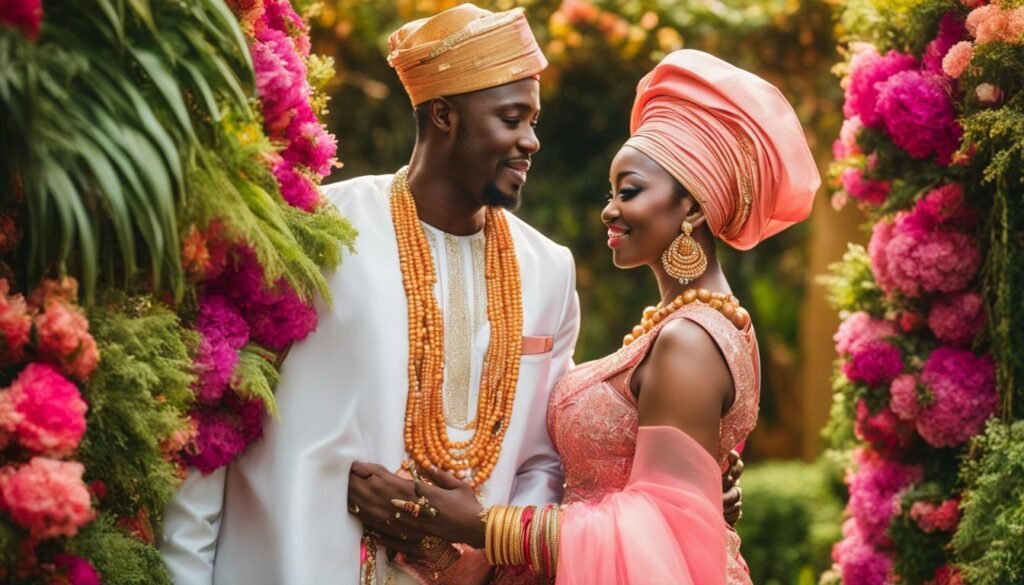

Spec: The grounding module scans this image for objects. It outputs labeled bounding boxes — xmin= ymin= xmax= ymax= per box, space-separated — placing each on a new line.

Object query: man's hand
xmin=722 ymin=450 xmax=744 ymax=526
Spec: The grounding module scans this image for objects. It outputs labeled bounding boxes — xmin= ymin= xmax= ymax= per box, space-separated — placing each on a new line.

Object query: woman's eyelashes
xmin=606 ymin=186 xmax=642 ymax=201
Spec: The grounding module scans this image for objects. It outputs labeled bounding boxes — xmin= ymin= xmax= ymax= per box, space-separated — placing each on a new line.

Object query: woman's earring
xmin=661 ymin=221 xmax=707 ymax=284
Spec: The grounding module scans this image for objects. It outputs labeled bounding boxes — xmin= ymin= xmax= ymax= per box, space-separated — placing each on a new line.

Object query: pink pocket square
xmin=521 ymin=336 xmax=554 ymax=355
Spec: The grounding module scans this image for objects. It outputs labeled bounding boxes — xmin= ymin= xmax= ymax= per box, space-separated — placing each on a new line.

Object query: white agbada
xmin=158 ymin=173 xmax=580 ymax=584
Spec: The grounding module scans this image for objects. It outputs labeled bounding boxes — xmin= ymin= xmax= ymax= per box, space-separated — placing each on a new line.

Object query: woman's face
xmin=602 ymin=146 xmax=687 ymax=269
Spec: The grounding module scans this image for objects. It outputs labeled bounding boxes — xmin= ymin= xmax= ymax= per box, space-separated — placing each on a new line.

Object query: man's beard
xmin=482 ymin=181 xmax=521 ymax=210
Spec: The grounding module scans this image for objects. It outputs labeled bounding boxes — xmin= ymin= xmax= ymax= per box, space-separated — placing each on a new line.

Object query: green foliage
xmin=181 ymin=118 xmax=356 ymax=304
xmin=889 ymin=484 xmax=956 ymax=583
xmin=953 ymin=420 xmax=1024 ymax=585
xmin=962 ymin=103 xmax=1024 ymax=419
xmin=78 ymin=296 xmax=197 ymax=520
xmin=233 ymin=344 xmax=282 ymax=417
xmin=737 ymin=458 xmax=845 ymax=585
xmin=0 ymin=0 xmax=254 ymax=302
xmin=821 ymin=244 xmax=884 ymax=316
xmin=837 ymin=0 xmax=960 ymax=53
xmin=67 ymin=514 xmax=172 ymax=585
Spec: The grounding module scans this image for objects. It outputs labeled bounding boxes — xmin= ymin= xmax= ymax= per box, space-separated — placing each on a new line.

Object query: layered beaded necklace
xmin=622 ymin=287 xmax=750 ymax=347
xmin=390 ymin=166 xmax=523 ymax=488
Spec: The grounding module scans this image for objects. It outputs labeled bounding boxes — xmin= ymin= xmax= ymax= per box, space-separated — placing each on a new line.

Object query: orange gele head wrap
xmin=387 ymin=4 xmax=548 ymax=107
xmin=624 ymin=50 xmax=820 ymax=250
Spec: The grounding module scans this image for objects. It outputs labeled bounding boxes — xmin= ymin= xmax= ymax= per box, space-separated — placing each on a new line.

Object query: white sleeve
xmin=158 ymin=466 xmax=227 ymax=585
xmin=510 ymin=248 xmax=580 ymax=506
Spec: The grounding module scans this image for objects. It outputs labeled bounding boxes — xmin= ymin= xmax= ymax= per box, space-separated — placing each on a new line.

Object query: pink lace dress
xmin=547 ymin=302 xmax=760 ymax=585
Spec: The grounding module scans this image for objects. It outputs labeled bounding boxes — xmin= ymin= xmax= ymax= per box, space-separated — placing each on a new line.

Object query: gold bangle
xmin=544 ymin=505 xmax=556 ymax=578
xmin=530 ymin=506 xmax=545 ymax=576
xmin=484 ymin=506 xmax=499 ymax=565
xmin=550 ymin=506 xmax=561 ymax=576
xmin=502 ymin=506 xmax=519 ymax=566
xmin=495 ymin=505 xmax=512 ymax=565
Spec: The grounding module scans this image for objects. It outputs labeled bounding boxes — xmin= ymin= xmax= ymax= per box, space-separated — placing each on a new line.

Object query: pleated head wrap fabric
xmin=624 ymin=50 xmax=820 ymax=251
xmin=387 ymin=4 xmax=548 ymax=107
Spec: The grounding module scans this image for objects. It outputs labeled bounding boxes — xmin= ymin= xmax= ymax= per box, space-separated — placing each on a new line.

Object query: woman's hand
xmin=348 ymin=463 xmax=487 ymax=551
xmin=722 ymin=450 xmax=744 ymax=526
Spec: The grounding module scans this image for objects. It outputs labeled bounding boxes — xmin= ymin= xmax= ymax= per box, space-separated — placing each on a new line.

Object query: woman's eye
xmin=502 ymin=118 xmax=520 ymax=127
xmin=619 ymin=187 xmax=641 ymax=200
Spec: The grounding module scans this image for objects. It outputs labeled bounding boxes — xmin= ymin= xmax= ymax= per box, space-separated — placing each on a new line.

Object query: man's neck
xmin=406 ymin=158 xmax=487 ymax=236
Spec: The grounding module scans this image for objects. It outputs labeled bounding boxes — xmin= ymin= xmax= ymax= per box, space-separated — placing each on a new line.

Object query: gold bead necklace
xmin=390 ymin=167 xmax=523 ymax=487
xmin=622 ymin=288 xmax=750 ymax=347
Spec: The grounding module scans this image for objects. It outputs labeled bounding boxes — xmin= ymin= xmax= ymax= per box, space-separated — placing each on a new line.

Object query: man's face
xmin=450 ymin=78 xmax=541 ymax=210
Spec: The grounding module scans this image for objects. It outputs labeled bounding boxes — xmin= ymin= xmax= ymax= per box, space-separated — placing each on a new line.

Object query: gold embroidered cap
xmin=387 ymin=4 xmax=548 ymax=106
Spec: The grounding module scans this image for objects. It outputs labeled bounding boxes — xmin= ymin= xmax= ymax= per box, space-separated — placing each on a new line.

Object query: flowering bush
xmin=822 ymin=0 xmax=1024 ymax=582
xmin=1 ymin=0 xmax=355 ymax=580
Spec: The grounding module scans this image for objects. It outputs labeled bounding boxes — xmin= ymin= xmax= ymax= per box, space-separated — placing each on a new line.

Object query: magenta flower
xmin=844 ymin=46 xmax=917 ymax=128
xmin=889 ymin=374 xmax=920 ymax=422
xmin=833 ymin=518 xmax=893 ymax=584
xmin=847 ymin=448 xmax=923 ymax=545
xmin=53 ymin=554 xmax=102 ymax=585
xmin=834 ymin=312 xmax=897 ymax=356
xmin=841 ymin=167 xmax=891 ymax=206
xmin=923 ymin=12 xmax=968 ymax=75
xmin=843 ymin=342 xmax=903 ymax=387
xmin=184 ymin=411 xmax=247 ymax=474
xmin=855 ymin=400 xmax=914 ymax=458
xmin=916 ymin=347 xmax=997 ymax=447
xmin=910 ymin=498 xmax=960 ymax=533
xmin=876 ymin=70 xmax=963 ymax=165
xmin=0 ymin=0 xmax=43 ymax=41
xmin=928 ymin=292 xmax=985 ymax=346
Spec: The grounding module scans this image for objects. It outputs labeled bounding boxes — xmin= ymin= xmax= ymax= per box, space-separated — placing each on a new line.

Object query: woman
xmin=350 ymin=49 xmax=819 ymax=584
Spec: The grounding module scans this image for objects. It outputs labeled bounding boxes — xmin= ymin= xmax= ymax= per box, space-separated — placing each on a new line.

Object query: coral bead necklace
xmin=390 ymin=166 xmax=523 ymax=487
xmin=622 ymin=287 xmax=750 ymax=347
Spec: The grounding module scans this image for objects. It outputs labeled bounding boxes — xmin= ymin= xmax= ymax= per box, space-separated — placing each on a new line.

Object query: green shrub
xmin=737 ymin=458 xmax=845 ymax=585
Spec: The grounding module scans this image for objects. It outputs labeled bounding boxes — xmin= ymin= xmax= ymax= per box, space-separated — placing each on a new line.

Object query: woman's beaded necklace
xmin=390 ymin=166 xmax=523 ymax=487
xmin=622 ymin=288 xmax=750 ymax=347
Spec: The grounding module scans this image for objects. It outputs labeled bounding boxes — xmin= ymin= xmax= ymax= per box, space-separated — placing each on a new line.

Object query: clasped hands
xmin=348 ymin=462 xmax=486 ymax=558
xmin=348 ymin=451 xmax=745 ymax=559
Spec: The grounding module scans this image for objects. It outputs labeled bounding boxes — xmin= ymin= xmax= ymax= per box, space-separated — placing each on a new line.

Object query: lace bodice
xmin=548 ymin=302 xmax=760 ymax=504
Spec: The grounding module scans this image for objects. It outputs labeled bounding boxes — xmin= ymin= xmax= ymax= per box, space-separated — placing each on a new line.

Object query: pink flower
xmin=942 ymin=41 xmax=974 ymax=79
xmin=876 ymin=70 xmax=963 ymax=165
xmin=193 ymin=294 xmax=248 ymax=404
xmin=916 ymin=347 xmax=996 ymax=447
xmin=844 ymin=46 xmax=918 ymax=128
xmin=855 ymin=400 xmax=914 ymax=457
xmin=975 ymin=82 xmax=1003 ymax=104
xmin=840 ymin=115 xmax=864 ymax=155
xmin=889 ymin=374 xmax=920 ymax=421
xmin=934 ymin=564 xmax=964 ymax=585
xmin=0 ymin=457 xmax=95 ymax=539
xmin=847 ymin=448 xmax=923 ymax=545
xmin=841 ymin=167 xmax=891 ymax=206
xmin=868 ymin=219 xmax=897 ymax=294
xmin=834 ymin=312 xmax=897 ymax=356
xmin=53 ymin=554 xmax=101 ymax=585
xmin=881 ymin=223 xmax=980 ymax=298
xmin=274 ymin=161 xmax=321 ymax=211
xmin=34 ymin=300 xmax=100 ymax=382
xmin=207 ymin=246 xmax=317 ymax=351
xmin=833 ymin=519 xmax=893 ymax=584
xmin=0 ymin=0 xmax=43 ymax=41
xmin=910 ymin=498 xmax=960 ymax=533
xmin=185 ymin=411 xmax=247 ymax=474
xmin=928 ymin=292 xmax=985 ymax=346
xmin=967 ymin=4 xmax=1022 ymax=44
xmin=0 ymin=278 xmax=32 ymax=367
xmin=831 ymin=191 xmax=849 ymax=211
xmin=923 ymin=13 xmax=968 ymax=75
xmin=843 ymin=342 xmax=903 ymax=387
xmin=252 ymin=27 xmax=309 ymax=134
xmin=1 ymin=363 xmax=87 ymax=457
xmin=897 ymin=311 xmax=925 ymax=333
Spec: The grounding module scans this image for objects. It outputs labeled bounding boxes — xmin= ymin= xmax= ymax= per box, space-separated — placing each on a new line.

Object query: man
xmin=159 ymin=5 xmax=740 ymax=584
